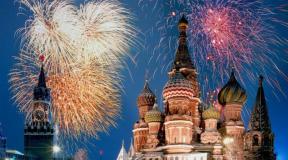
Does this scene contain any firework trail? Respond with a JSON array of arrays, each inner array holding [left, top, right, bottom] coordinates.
[[138, 0, 288, 100], [11, 0, 136, 139]]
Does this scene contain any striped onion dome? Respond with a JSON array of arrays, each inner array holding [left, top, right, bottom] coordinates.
[[218, 71, 247, 105], [163, 71, 194, 100], [137, 80, 156, 107], [202, 105, 220, 120], [145, 103, 162, 123]]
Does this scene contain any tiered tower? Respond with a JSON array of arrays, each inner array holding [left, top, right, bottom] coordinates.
[[244, 76, 275, 160], [218, 71, 247, 160], [170, 16, 201, 130], [162, 16, 201, 151], [133, 81, 155, 152], [24, 66, 54, 160]]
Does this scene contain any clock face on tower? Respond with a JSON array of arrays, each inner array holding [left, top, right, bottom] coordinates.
[[34, 109, 45, 122]]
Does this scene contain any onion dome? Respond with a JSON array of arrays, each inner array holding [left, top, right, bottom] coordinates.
[[137, 80, 156, 107], [218, 71, 247, 105], [163, 71, 194, 100], [202, 105, 220, 120], [145, 102, 162, 123]]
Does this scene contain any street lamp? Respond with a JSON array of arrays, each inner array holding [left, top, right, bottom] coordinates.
[[53, 145, 61, 154]]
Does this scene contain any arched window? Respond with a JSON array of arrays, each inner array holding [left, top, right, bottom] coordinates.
[[253, 135, 259, 146]]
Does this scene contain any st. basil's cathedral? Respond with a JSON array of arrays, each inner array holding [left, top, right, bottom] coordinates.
[[117, 16, 275, 160]]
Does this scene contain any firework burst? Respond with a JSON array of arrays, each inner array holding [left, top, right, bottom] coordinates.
[[18, 0, 80, 73], [10, 51, 120, 138], [18, 0, 136, 70], [77, 0, 136, 64]]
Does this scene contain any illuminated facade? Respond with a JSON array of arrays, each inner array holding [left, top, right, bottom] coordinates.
[[117, 16, 275, 160]]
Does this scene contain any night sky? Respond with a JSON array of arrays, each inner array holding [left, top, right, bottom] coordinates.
[[0, 0, 287, 160]]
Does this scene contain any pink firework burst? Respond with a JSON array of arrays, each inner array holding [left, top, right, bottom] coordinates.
[[202, 8, 251, 57]]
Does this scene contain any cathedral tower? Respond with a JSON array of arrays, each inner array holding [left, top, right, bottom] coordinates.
[[137, 80, 156, 119], [162, 16, 201, 152], [200, 106, 223, 159], [170, 15, 201, 131], [133, 81, 155, 152], [218, 71, 247, 160], [244, 76, 275, 160], [144, 101, 162, 149], [24, 66, 54, 160]]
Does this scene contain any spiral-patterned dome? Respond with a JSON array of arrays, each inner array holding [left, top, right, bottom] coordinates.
[[163, 71, 194, 100], [145, 103, 162, 123], [202, 106, 220, 120], [137, 80, 156, 107], [218, 71, 247, 105]]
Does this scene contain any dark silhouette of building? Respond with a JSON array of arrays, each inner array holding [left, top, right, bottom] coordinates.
[[24, 66, 54, 160], [244, 76, 275, 160]]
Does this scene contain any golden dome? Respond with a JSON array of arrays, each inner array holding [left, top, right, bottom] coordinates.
[[202, 106, 220, 120], [144, 103, 162, 123]]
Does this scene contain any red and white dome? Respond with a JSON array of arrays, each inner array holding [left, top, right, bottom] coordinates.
[[163, 71, 195, 100]]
